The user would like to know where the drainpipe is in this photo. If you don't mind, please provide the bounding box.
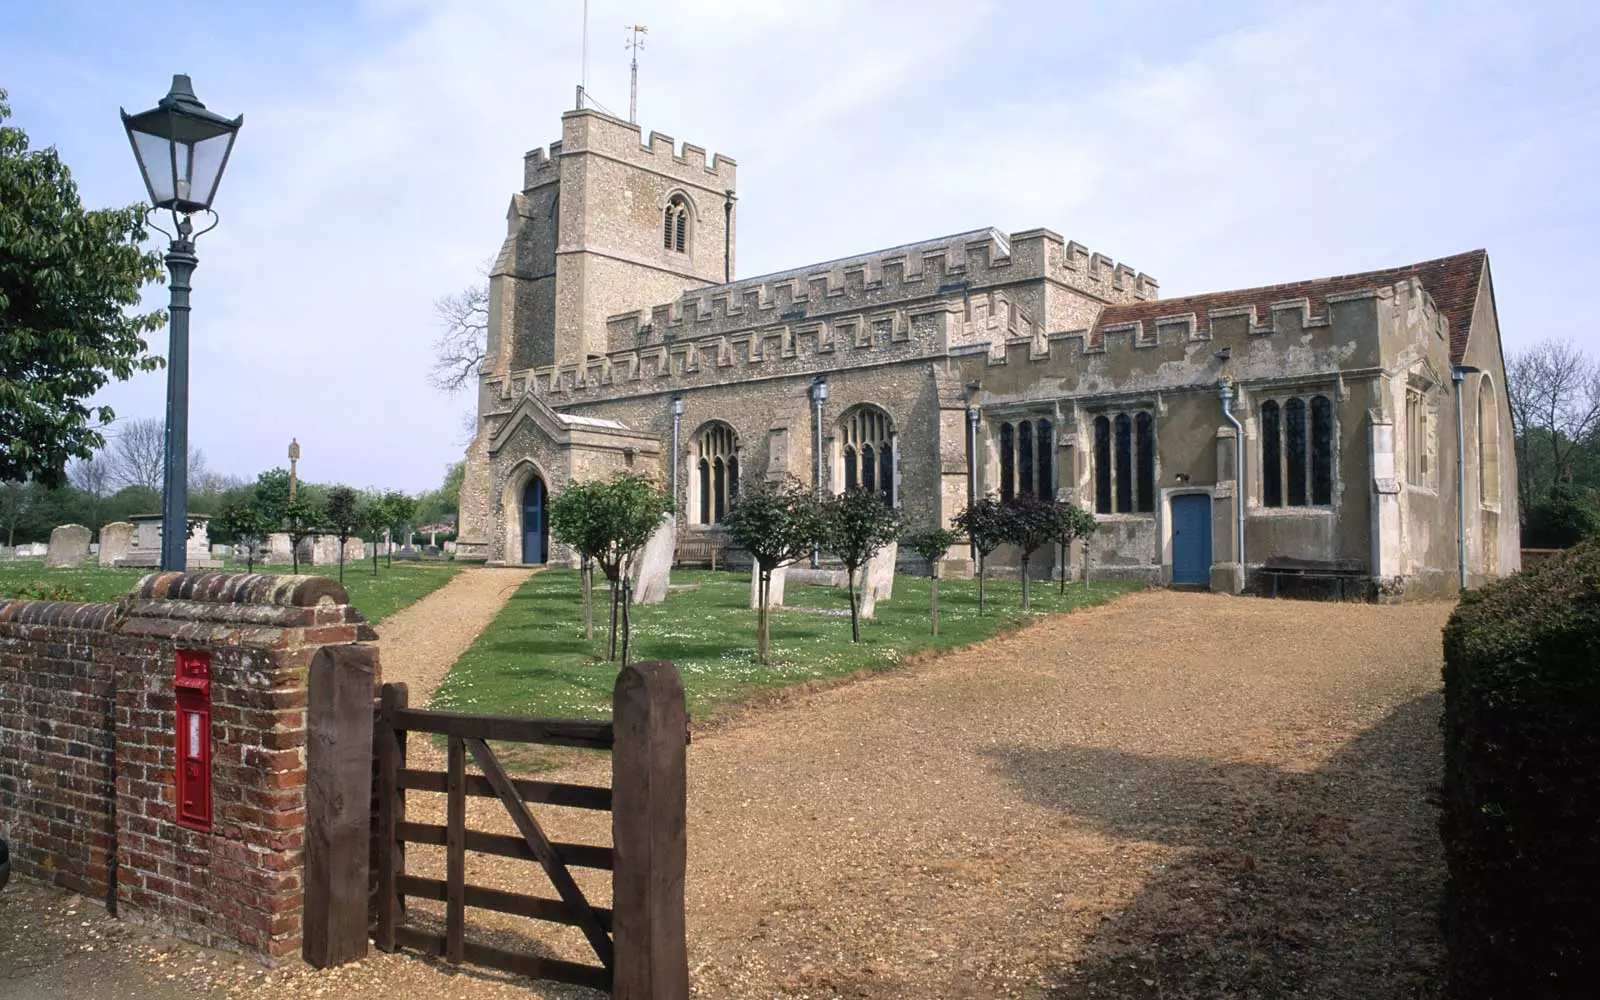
[1219,382,1246,588]
[810,377,829,567]
[1452,364,1482,591]
[670,396,685,518]
[723,190,735,284]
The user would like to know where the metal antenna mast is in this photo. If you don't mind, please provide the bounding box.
[625,24,648,123]
[578,0,590,109]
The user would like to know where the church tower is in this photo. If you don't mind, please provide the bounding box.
[485,108,738,373]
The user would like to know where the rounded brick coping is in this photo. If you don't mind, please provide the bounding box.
[134,572,351,608]
[0,598,120,629]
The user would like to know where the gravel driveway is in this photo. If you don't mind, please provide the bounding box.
[1,589,1452,999]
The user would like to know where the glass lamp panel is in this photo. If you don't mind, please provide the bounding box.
[186,132,233,208]
[132,129,177,205]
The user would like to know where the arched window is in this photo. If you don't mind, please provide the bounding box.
[839,405,896,506]
[1260,394,1334,508]
[693,422,738,524]
[1091,410,1156,514]
[663,195,690,253]
[1037,419,1054,498]
[1478,377,1499,506]
[999,423,1015,502]
[1018,421,1035,498]
[1093,416,1113,513]
[993,417,1057,501]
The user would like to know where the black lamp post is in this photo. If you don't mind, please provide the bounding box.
[121,75,242,572]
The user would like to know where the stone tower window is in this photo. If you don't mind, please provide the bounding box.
[693,422,739,524]
[839,404,896,506]
[995,418,1054,502]
[1092,411,1155,514]
[663,195,690,254]
[1260,394,1335,507]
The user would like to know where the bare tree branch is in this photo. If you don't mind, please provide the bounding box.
[1505,339,1600,505]
[105,417,212,492]
[68,455,114,497]
[430,281,490,394]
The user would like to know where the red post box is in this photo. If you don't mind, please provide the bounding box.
[174,649,212,831]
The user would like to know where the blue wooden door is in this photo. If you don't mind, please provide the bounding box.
[521,477,547,564]
[1171,493,1212,586]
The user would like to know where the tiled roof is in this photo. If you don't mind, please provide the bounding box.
[1093,250,1487,362]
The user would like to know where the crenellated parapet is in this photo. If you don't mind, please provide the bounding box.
[523,108,737,193]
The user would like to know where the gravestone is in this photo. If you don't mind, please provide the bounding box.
[749,561,788,610]
[342,537,365,563]
[630,515,676,605]
[265,533,294,565]
[865,541,897,601]
[309,535,341,565]
[44,524,91,568]
[18,542,47,558]
[98,522,135,567]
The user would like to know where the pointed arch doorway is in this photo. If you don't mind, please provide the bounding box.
[521,476,548,564]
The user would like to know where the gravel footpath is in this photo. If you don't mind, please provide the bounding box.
[373,566,535,701]
[0,590,1452,999]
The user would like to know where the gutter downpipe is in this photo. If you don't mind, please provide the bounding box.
[723,190,735,284]
[670,396,685,517]
[810,377,828,567]
[966,405,979,561]
[1219,382,1246,589]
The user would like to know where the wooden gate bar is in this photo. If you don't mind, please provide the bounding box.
[467,736,616,970]
[394,926,613,992]
[393,708,614,748]
[396,822,614,869]
[445,735,467,964]
[396,874,614,930]
[398,768,613,810]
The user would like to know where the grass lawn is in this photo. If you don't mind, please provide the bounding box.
[0,557,461,625]
[433,568,1143,725]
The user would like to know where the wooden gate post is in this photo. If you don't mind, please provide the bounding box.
[611,660,689,1000]
[303,644,378,968]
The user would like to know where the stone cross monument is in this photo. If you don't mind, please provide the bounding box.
[288,438,301,501]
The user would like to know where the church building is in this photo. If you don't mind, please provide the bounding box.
[455,107,1520,598]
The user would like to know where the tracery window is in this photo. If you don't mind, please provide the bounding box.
[994,418,1054,502]
[1405,389,1430,489]
[1478,377,1499,507]
[663,195,689,253]
[693,422,738,524]
[839,405,896,506]
[1260,394,1335,507]
[1091,410,1155,514]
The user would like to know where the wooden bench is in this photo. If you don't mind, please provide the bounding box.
[674,534,731,570]
[1258,557,1370,601]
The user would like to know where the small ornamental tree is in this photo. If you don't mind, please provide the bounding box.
[378,490,414,566]
[282,495,322,575]
[551,473,672,665]
[953,493,1010,614]
[1002,493,1064,610]
[213,499,271,572]
[723,478,826,665]
[821,488,904,643]
[903,526,958,635]
[548,479,602,642]
[324,486,364,584]
[1050,501,1098,594]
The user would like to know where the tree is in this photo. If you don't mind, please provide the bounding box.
[1523,485,1600,549]
[548,480,601,642]
[821,489,903,643]
[376,490,415,566]
[549,473,672,665]
[723,478,826,665]
[430,278,489,394]
[101,416,208,492]
[283,495,322,575]
[903,526,958,636]
[1050,501,1098,594]
[324,486,365,583]
[213,499,271,572]
[1000,494,1062,610]
[67,455,114,532]
[0,91,166,488]
[953,494,1010,614]
[253,468,292,526]
[1507,340,1600,514]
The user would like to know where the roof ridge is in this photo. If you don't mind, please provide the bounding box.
[1137,249,1485,311]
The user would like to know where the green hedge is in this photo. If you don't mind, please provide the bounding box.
[1441,539,1600,998]
[1522,486,1600,549]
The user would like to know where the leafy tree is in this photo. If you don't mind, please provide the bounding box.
[547,480,601,642]
[213,499,272,572]
[1523,485,1600,549]
[953,494,1009,614]
[0,91,166,487]
[550,473,672,665]
[324,486,365,583]
[1050,501,1098,594]
[253,468,292,526]
[903,526,958,636]
[1001,494,1063,610]
[723,478,826,665]
[820,489,903,643]
[283,495,322,575]
[376,490,415,566]
[414,461,464,528]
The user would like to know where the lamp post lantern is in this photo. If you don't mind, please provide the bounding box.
[121,75,242,572]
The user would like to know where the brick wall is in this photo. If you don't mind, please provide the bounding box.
[0,572,377,960]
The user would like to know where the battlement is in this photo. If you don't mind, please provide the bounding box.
[523,108,736,192]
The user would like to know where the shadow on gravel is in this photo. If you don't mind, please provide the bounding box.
[984,693,1445,1000]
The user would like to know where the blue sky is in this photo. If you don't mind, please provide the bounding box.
[4,0,1596,493]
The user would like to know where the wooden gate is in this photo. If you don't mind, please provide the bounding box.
[372,659,688,999]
